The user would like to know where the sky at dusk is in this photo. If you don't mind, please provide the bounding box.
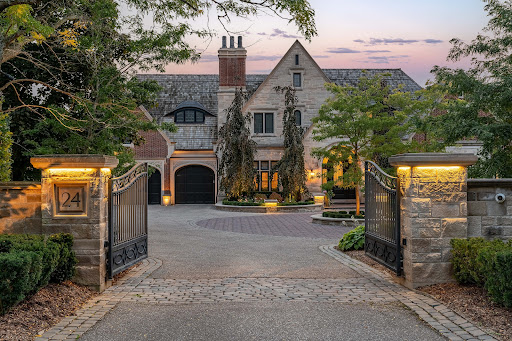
[149,0,490,86]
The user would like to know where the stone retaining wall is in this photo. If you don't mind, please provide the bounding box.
[467,179,512,240]
[0,182,42,234]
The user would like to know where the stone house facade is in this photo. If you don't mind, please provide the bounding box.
[135,37,422,204]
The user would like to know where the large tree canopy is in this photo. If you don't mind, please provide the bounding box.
[0,0,317,180]
[431,0,512,178]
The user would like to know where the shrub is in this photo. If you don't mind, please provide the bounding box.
[277,200,314,206]
[338,225,365,251]
[322,211,364,219]
[254,193,268,201]
[269,192,283,202]
[0,233,76,314]
[450,237,512,308]
[484,249,512,308]
[222,199,263,206]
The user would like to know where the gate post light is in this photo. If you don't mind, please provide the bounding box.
[388,153,477,289]
[31,154,119,292]
[162,191,171,206]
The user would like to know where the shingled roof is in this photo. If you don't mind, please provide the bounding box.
[138,69,421,120]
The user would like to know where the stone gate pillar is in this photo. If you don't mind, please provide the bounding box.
[31,155,118,292]
[388,153,477,289]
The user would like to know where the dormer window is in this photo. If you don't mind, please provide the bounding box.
[293,73,302,87]
[170,100,209,124]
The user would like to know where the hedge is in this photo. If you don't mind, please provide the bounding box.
[0,233,77,314]
[222,199,314,206]
[323,211,365,219]
[451,238,512,308]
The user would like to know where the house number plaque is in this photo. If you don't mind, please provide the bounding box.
[55,184,87,216]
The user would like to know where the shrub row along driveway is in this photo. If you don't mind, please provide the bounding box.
[40,205,465,340]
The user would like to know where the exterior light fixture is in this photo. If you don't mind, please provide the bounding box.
[162,191,171,206]
[314,195,324,206]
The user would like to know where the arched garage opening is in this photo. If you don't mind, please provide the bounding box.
[148,168,162,205]
[175,165,215,204]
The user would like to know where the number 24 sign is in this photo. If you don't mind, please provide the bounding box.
[55,184,87,215]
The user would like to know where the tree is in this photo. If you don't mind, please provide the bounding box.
[312,72,426,215]
[430,0,512,178]
[217,88,256,198]
[274,86,308,201]
[1,0,317,179]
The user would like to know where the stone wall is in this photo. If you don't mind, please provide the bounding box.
[467,179,512,240]
[0,182,42,234]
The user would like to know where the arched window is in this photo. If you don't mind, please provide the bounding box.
[294,110,301,126]
[170,101,209,124]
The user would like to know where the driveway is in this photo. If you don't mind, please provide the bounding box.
[38,205,493,340]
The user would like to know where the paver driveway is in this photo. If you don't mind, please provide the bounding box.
[37,205,496,340]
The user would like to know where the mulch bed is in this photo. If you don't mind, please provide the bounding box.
[336,248,512,340]
[420,283,512,341]
[0,281,97,341]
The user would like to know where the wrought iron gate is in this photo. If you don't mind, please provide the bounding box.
[364,161,402,276]
[108,163,148,278]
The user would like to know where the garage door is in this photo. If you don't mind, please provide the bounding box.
[175,165,215,204]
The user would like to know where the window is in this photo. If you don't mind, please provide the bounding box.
[293,73,302,87]
[294,110,301,126]
[174,109,205,123]
[254,160,279,191]
[254,113,274,134]
[295,54,299,65]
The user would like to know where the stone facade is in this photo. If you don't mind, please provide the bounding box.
[31,155,118,292]
[134,38,423,204]
[467,179,512,240]
[0,182,42,234]
[389,153,478,289]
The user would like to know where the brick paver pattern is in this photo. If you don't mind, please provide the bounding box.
[35,213,498,341]
[196,213,352,238]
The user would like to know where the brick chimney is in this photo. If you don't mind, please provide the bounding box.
[218,36,246,87]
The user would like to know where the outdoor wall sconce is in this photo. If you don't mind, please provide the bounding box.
[162,191,171,206]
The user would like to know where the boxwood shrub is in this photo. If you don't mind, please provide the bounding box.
[450,238,512,308]
[0,233,77,314]
[323,211,365,219]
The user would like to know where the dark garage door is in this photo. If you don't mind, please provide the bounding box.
[175,165,215,204]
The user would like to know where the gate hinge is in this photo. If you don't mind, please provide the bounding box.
[104,240,110,248]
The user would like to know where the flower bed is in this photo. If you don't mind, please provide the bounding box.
[322,210,365,219]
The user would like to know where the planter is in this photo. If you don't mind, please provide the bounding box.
[311,214,364,228]
[215,203,323,213]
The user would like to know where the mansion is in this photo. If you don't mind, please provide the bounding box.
[134,37,422,205]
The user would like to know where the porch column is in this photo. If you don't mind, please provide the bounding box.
[388,153,477,289]
[31,155,118,292]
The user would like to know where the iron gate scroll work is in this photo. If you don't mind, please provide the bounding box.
[108,163,148,278]
[364,161,402,276]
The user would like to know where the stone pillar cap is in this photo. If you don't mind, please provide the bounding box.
[388,153,478,167]
[31,154,119,169]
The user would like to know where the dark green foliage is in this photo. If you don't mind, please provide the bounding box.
[273,86,308,201]
[323,211,364,219]
[430,0,512,177]
[450,237,512,307]
[338,225,365,251]
[450,238,489,285]
[0,233,77,314]
[217,88,257,198]
[484,250,512,308]
[0,110,12,181]
[222,199,263,206]
[277,201,313,206]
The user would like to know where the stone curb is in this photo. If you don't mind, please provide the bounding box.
[320,245,498,341]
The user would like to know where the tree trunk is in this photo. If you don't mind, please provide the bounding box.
[355,184,360,216]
